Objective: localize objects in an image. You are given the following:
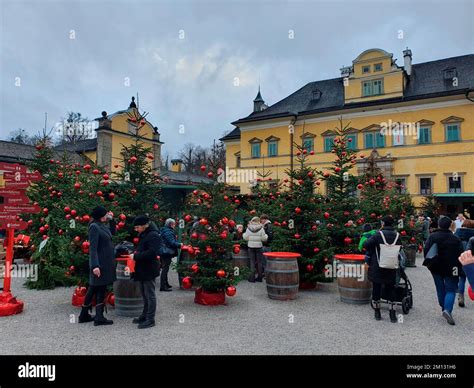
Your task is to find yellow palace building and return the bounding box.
[221,48,474,216]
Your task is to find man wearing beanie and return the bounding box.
[423,216,464,325]
[131,215,162,329]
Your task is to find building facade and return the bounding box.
[221,48,474,216]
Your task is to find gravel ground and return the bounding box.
[0,254,472,355]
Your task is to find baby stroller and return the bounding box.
[371,248,414,314]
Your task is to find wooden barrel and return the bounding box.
[264,252,300,301]
[335,254,372,304]
[231,246,249,269]
[178,251,198,290]
[403,245,417,267]
[113,261,144,317]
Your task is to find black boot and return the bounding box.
[94,303,113,326]
[373,301,381,321]
[78,304,94,323]
[389,305,397,323]
[132,315,146,324]
[138,319,155,329]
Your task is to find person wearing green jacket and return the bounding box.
[359,224,377,253]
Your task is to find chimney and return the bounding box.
[403,48,412,76]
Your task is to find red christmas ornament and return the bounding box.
[193,190,199,196]
[64,206,71,213]
[82,215,90,223]
[65,214,71,220]
[223,195,229,201]
[96,191,103,197]
[229,220,236,228]
[131,189,137,196]
[335,167,341,173]
[119,214,127,221]
[92,169,100,175]
[216,270,226,278]
[294,233,301,239]
[182,277,193,289]
[74,182,81,190]
[295,207,302,214]
[400,230,407,236]
[410,237,416,243]
[313,247,320,253]
[323,172,330,178]
[234,199,240,205]
[233,245,241,254]
[219,232,228,239]
[74,236,81,242]
[58,172,64,179]
[102,174,109,180]
[225,286,237,297]
[27,220,33,226]
[184,215,192,222]
[118,221,125,229]
[306,264,314,272]
[324,212,330,219]
[58,229,63,235]
[200,165,206,171]
[109,192,115,200]
[357,184,363,190]
[344,237,352,245]
[369,179,376,186]
[191,232,199,239]
[129,156,138,164]
[83,164,91,171]
[207,172,214,178]
[153,204,159,210]
[133,237,139,245]
[310,150,315,155]
[42,235,48,240]
[199,218,208,225]
[307,172,313,178]
[191,264,199,273]
[69,266,75,272]
[39,226,46,234]
[343,211,350,216]
[42,208,49,215]
[206,246,213,254]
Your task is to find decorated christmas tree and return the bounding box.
[179,165,243,303]
[25,142,115,289]
[270,143,333,285]
[318,119,361,254]
[111,106,166,236]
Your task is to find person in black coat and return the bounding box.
[423,216,464,325]
[130,215,162,329]
[363,216,401,323]
[79,206,116,326]
[160,218,183,292]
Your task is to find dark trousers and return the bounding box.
[160,256,172,289]
[372,282,395,303]
[248,247,263,281]
[84,284,107,306]
[139,279,157,321]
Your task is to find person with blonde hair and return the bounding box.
[243,217,268,282]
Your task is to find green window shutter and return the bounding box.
[364,133,374,148]
[268,141,278,156]
[251,143,261,158]
[303,138,314,152]
[324,137,334,152]
[446,125,459,142]
[347,135,357,150]
[376,132,385,147]
[363,82,372,96]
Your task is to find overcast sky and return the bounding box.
[1,0,473,158]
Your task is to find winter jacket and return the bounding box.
[358,230,377,251]
[133,222,161,281]
[423,229,464,278]
[262,220,273,247]
[454,228,474,250]
[243,223,268,249]
[363,227,401,285]
[160,226,181,258]
[88,221,117,286]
